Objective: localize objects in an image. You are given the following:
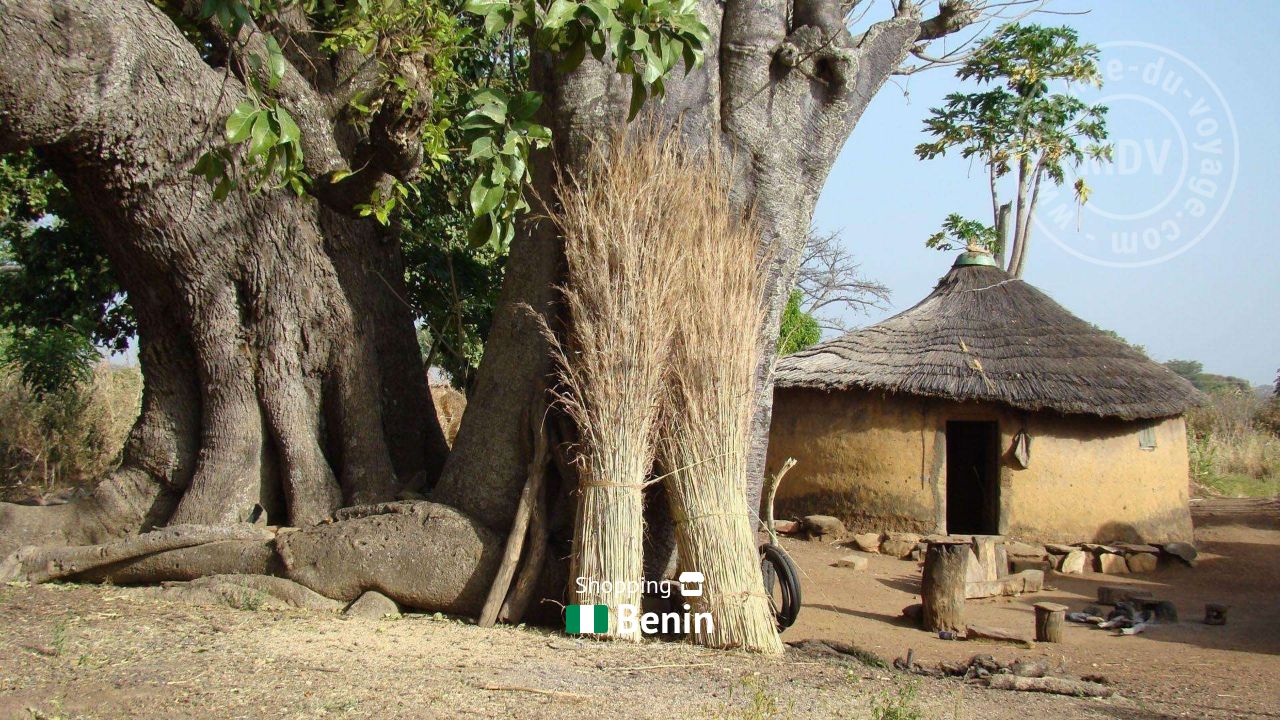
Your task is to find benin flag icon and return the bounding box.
[565,604,609,634]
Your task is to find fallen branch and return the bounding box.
[475,684,589,701]
[763,457,797,545]
[986,674,1116,698]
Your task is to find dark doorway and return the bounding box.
[945,421,1000,535]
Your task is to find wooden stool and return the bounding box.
[1034,602,1068,642]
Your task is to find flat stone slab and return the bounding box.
[835,554,869,571]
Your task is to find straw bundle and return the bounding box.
[657,153,783,654]
[548,134,685,641]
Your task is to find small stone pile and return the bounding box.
[790,516,1197,577]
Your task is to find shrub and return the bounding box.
[1186,390,1280,498]
[0,360,141,501]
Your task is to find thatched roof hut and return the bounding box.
[767,252,1199,544]
[776,253,1199,420]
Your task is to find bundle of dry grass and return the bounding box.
[657,153,783,655]
[548,133,686,640]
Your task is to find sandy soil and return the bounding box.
[1,498,1276,720]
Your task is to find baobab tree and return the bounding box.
[0,0,1029,613]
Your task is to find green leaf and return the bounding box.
[265,36,286,90]
[276,107,300,145]
[558,40,588,73]
[329,168,355,184]
[469,177,504,216]
[544,0,577,29]
[467,213,494,248]
[467,136,496,160]
[212,176,233,201]
[225,101,258,143]
[627,75,646,121]
[509,91,543,120]
[248,113,278,158]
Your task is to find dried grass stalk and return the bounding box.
[548,132,687,641]
[658,151,783,654]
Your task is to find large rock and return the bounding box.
[1126,552,1158,574]
[1057,550,1088,575]
[1161,542,1198,566]
[1005,541,1048,558]
[1044,543,1076,555]
[851,532,882,553]
[345,590,401,620]
[880,538,916,559]
[803,515,846,540]
[836,554,869,571]
[1096,553,1129,575]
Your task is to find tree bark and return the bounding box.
[0,0,449,555]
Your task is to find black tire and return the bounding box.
[760,543,802,631]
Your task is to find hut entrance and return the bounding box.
[945,421,1000,535]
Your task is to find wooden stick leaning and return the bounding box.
[478,390,549,628]
[762,457,797,546]
[499,416,553,624]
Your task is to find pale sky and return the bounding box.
[818,0,1279,386]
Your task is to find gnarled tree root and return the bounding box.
[0,524,275,584]
[154,574,346,612]
[0,501,504,617]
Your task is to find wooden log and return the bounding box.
[965,624,1032,645]
[986,674,1115,698]
[922,541,969,632]
[1034,602,1068,643]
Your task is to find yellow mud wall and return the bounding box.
[766,388,1193,543]
[766,388,941,533]
[1004,414,1193,543]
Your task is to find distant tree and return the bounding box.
[916,24,1112,276]
[1164,359,1251,395]
[796,228,889,333]
[1164,359,1204,383]
[777,290,821,356]
[0,153,132,394]
[1274,368,1278,398]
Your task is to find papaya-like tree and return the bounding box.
[0,0,1006,606]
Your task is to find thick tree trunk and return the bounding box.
[0,0,448,556]
[441,0,931,534]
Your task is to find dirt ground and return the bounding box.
[1,497,1276,720]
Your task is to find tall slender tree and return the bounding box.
[917,23,1111,276]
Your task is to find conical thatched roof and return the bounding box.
[775,257,1201,420]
